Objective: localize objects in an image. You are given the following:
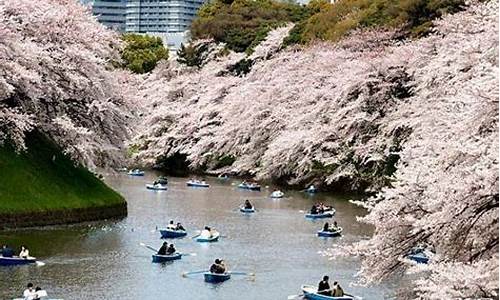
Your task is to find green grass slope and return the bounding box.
[0,132,125,214]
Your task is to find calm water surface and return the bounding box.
[1,173,399,299]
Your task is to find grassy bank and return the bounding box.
[0,132,125,215]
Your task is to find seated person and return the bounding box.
[244,200,253,209]
[323,222,331,232]
[2,245,14,257]
[332,282,344,297]
[200,226,212,239]
[209,259,226,274]
[33,287,45,300]
[167,220,176,229]
[318,276,332,296]
[157,242,168,255]
[331,221,339,231]
[19,246,29,258]
[175,222,185,231]
[310,205,318,215]
[23,283,36,300]
[166,244,176,255]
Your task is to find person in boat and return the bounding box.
[318,276,332,296]
[23,283,36,300]
[323,222,331,232]
[1,245,14,257]
[157,242,168,255]
[176,222,185,231]
[332,221,339,231]
[33,287,43,300]
[244,200,253,209]
[310,205,319,215]
[210,259,226,274]
[19,246,29,258]
[200,226,212,239]
[332,281,345,297]
[166,243,176,255]
[167,220,176,229]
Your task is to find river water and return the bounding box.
[1,172,398,299]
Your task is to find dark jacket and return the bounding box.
[210,263,225,274]
[1,247,13,257]
[318,280,331,296]
[166,245,176,255]
[157,245,168,255]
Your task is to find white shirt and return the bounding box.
[23,288,36,300]
[20,249,29,258]
[200,230,211,238]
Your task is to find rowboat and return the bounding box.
[195,231,220,242]
[238,183,261,191]
[0,256,37,266]
[204,272,231,283]
[239,206,255,213]
[306,185,318,193]
[270,190,284,198]
[128,169,145,176]
[186,180,210,188]
[408,252,430,264]
[152,253,182,263]
[305,209,335,219]
[160,229,188,238]
[317,227,342,237]
[146,183,168,190]
[13,290,63,300]
[301,285,354,300]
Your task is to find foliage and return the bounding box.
[293,0,466,44]
[0,0,135,169]
[190,0,310,52]
[0,131,124,214]
[121,33,168,73]
[177,42,210,68]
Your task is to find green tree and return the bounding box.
[176,42,210,68]
[121,34,168,74]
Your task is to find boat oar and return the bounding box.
[228,271,255,276]
[35,260,46,267]
[139,242,157,252]
[345,293,363,299]
[182,269,208,277]
[287,294,303,300]
[179,252,197,257]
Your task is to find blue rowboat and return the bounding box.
[408,252,430,264]
[239,206,255,213]
[317,227,342,237]
[146,183,168,190]
[301,285,354,300]
[186,181,210,188]
[204,272,231,283]
[152,253,182,263]
[238,183,261,191]
[0,256,36,266]
[195,232,220,242]
[160,229,188,238]
[305,209,335,219]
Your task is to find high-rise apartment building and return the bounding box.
[90,0,206,49]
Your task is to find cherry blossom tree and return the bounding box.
[0,0,135,169]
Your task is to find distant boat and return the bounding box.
[152,253,182,263]
[407,248,431,264]
[128,169,145,176]
[270,190,284,198]
[239,205,255,213]
[195,231,220,242]
[186,180,210,188]
[204,272,231,283]
[301,285,354,300]
[306,185,318,193]
[0,256,37,266]
[305,209,335,219]
[238,182,261,191]
[317,227,343,237]
[146,183,168,191]
[159,229,188,238]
